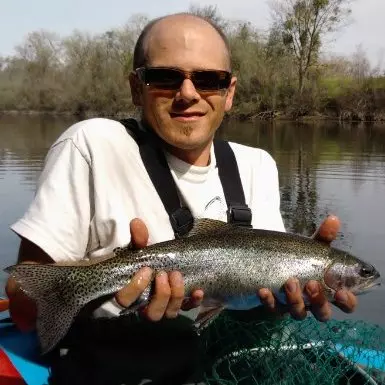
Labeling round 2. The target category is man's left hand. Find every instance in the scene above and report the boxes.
[258,215,358,321]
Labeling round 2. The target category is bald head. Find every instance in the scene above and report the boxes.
[133,13,231,71]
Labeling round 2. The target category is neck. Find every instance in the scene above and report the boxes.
[167,141,212,166]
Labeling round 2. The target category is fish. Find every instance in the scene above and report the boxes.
[4,218,381,355]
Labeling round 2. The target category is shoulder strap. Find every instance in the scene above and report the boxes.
[121,119,194,238]
[214,140,252,228]
[120,119,252,236]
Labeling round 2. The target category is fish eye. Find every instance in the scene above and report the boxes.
[360,264,375,277]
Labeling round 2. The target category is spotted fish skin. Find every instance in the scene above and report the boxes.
[5,219,380,354]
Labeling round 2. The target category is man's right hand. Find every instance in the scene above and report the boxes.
[115,218,204,321]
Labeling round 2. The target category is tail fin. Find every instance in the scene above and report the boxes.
[5,264,83,355]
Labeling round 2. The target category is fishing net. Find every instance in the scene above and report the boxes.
[199,310,385,385]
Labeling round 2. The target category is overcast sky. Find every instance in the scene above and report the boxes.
[1,0,384,68]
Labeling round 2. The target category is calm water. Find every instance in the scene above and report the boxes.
[1,115,384,326]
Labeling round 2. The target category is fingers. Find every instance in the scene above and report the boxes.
[284,278,307,320]
[130,218,149,248]
[313,215,341,244]
[115,267,153,308]
[126,219,201,321]
[144,271,171,321]
[258,288,276,311]
[334,289,357,313]
[164,271,185,319]
[181,289,204,311]
[144,271,189,321]
[259,278,356,322]
[305,281,332,322]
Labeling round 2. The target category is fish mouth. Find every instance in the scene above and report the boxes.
[355,277,382,296]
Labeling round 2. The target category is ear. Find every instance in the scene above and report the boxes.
[129,72,143,107]
[224,76,237,112]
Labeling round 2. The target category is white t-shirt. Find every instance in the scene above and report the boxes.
[11,117,285,316]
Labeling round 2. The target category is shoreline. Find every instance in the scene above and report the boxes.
[1,109,385,123]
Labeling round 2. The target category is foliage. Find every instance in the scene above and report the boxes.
[270,0,352,93]
[0,5,384,120]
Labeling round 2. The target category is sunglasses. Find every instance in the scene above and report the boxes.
[135,67,232,92]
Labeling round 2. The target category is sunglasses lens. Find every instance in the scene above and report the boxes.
[138,68,231,91]
[142,68,184,90]
[193,71,231,90]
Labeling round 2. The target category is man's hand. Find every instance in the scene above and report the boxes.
[258,215,358,321]
[115,218,204,321]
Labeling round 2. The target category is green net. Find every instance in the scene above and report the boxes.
[199,310,385,385]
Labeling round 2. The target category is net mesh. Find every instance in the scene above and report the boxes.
[200,310,385,385]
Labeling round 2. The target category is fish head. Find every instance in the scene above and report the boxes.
[324,249,381,295]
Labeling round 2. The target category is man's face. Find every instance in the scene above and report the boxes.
[130,17,237,153]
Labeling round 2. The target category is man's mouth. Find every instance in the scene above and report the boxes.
[170,112,206,121]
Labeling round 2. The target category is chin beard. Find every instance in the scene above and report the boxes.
[177,124,194,137]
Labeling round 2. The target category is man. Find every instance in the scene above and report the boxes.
[5,12,356,384]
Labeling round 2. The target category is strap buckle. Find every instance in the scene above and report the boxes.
[227,205,252,228]
[170,207,194,238]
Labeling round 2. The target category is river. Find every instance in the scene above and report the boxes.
[0,115,384,326]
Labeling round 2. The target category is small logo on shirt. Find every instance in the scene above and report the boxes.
[204,196,225,219]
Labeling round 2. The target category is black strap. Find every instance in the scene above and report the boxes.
[120,119,252,236]
[140,142,194,237]
[214,140,252,228]
[122,118,194,238]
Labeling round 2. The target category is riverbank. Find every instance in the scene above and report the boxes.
[2,108,385,123]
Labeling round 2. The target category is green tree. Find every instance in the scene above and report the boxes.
[270,0,352,93]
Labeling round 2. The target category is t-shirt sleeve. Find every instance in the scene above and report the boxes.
[252,149,286,233]
[10,138,92,262]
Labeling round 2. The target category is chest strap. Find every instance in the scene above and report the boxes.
[121,118,252,237]
[214,140,252,228]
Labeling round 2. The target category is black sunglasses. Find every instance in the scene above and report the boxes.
[135,67,232,91]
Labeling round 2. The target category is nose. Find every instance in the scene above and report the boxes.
[175,79,201,103]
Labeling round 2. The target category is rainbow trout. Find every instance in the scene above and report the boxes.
[5,219,380,354]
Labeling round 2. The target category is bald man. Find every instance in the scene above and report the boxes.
[5,12,357,384]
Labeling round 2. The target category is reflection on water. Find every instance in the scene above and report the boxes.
[1,115,385,325]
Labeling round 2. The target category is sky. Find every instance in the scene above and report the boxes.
[1,0,384,68]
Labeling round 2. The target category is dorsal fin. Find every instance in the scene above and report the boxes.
[185,218,236,238]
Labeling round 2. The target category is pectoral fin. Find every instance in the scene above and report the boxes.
[193,305,225,334]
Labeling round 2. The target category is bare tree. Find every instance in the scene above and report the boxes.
[188,4,228,30]
[350,44,371,82]
[270,0,352,93]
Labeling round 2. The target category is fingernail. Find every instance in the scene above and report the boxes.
[259,289,270,298]
[170,271,184,284]
[286,279,298,293]
[307,282,319,297]
[338,291,348,304]
[157,270,167,278]
[142,267,152,280]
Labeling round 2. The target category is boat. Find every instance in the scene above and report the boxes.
[0,313,50,385]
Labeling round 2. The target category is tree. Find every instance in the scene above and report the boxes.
[350,44,371,82]
[188,4,228,30]
[270,0,352,93]
[14,30,63,110]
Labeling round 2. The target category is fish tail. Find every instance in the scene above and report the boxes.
[5,263,83,354]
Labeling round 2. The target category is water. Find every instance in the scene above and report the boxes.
[1,115,384,327]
